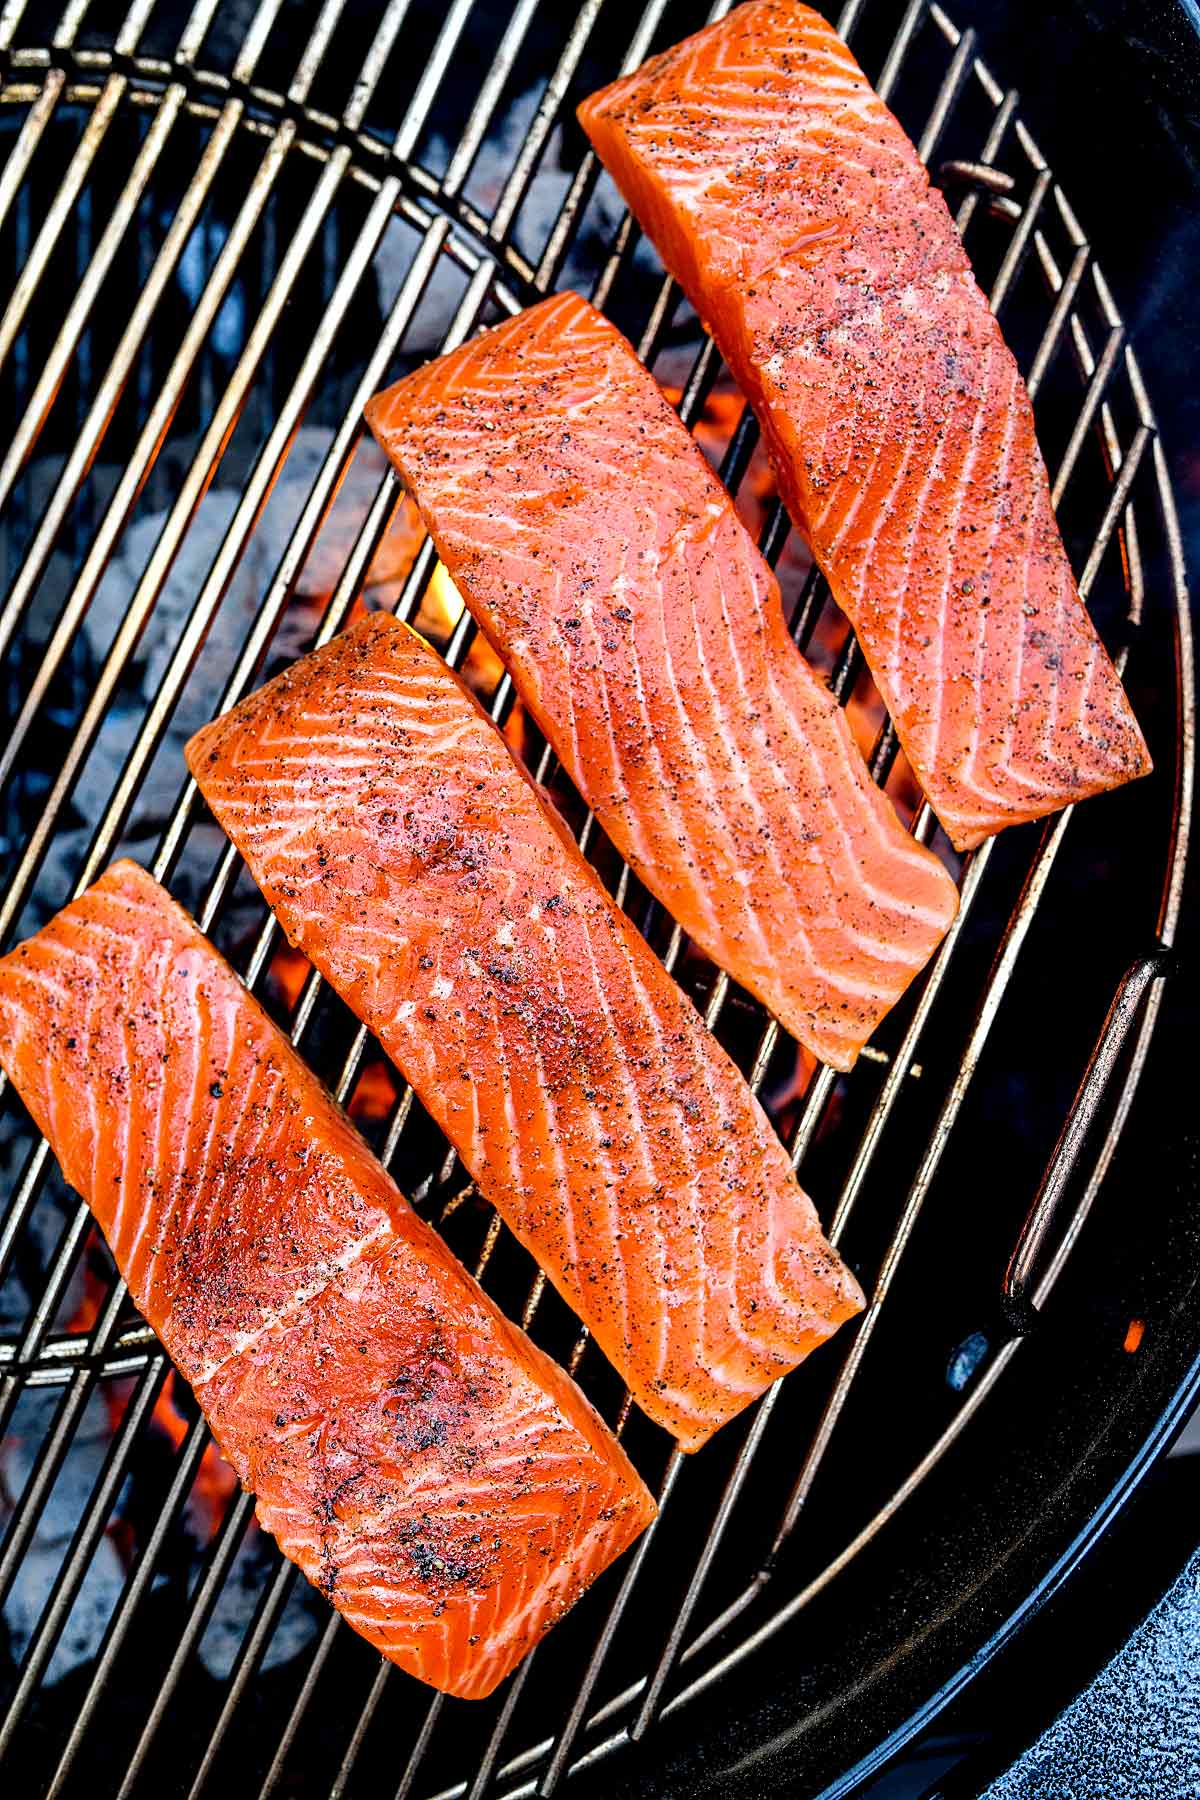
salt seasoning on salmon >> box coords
[579,0,1151,851]
[365,292,958,1071]
[186,614,865,1451]
[0,861,654,1699]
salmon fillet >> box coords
[579,0,1151,851]
[364,292,958,1071]
[186,615,865,1450]
[0,861,653,1699]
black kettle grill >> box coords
[0,1,1196,1795]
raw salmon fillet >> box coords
[579,0,1151,850]
[364,292,957,1071]
[0,861,653,1699]
[186,615,865,1449]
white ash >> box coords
[1,1386,126,1686]
[372,85,662,350]
[84,427,413,693]
[197,1535,319,1681]
[0,1379,318,1688]
[0,1120,91,1337]
[17,426,418,932]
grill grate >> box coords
[0,1,1192,1796]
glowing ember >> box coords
[151,1372,239,1541]
[266,943,310,1013]
[349,1058,398,1124]
[501,695,536,766]
[1124,1318,1146,1354]
[884,749,925,833]
[766,1040,818,1124]
[66,1251,106,1337]
[415,559,468,643]
[65,1247,128,1442]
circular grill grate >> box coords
[0,2,1192,1797]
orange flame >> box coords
[151,1371,239,1540]
[66,1251,129,1445]
[460,629,505,705]
[414,562,509,704]
[67,1254,106,1337]
[63,1249,238,1550]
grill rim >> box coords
[0,0,1195,1794]
[595,1213,1200,1800]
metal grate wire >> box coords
[0,0,1192,1796]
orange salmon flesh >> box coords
[366,290,958,1070]
[187,614,866,1451]
[0,861,654,1699]
[579,0,1151,850]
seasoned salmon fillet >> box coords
[187,615,865,1450]
[579,0,1151,850]
[365,292,957,1070]
[0,861,654,1699]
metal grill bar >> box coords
[0,69,65,230]
[0,0,290,550]
[0,1358,166,1756]
[332,1660,394,1799]
[534,0,672,290]
[44,1400,209,1797]
[0,1320,152,1376]
[1004,949,1171,1322]
[916,24,975,163]
[183,1556,299,1800]
[0,0,167,337]
[459,39,1180,1800]
[536,1452,686,1795]
[755,296,1150,1559]
[0,0,443,1074]
[195,243,488,1040]
[875,0,927,100]
[670,277,1162,1683]
[395,1691,449,1800]
[0,225,482,1800]
[315,1160,589,1799]
[117,1490,259,1799]
[442,0,542,199]
[0,1,1190,1796]
[0,124,350,1340]
[0,9,456,1763]
[408,15,1180,1792]
[185,0,711,1176]
[495,101,1151,1800]
[0,1269,133,1598]
[0,81,306,853]
[657,989,1170,1729]
[662,869,1185,1729]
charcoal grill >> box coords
[0,1,1196,1796]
